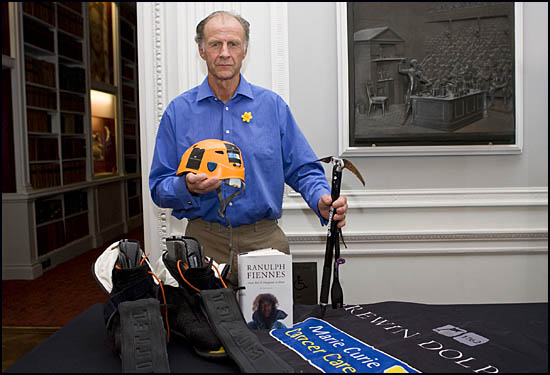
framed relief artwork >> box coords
[337,2,523,156]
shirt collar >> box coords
[196,74,254,102]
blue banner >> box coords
[270,317,419,373]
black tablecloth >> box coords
[6,301,548,373]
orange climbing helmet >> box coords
[176,139,245,184]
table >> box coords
[6,301,547,373]
[411,91,486,131]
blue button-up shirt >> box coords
[149,75,330,227]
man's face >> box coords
[199,15,247,82]
[260,301,273,318]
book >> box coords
[238,248,293,330]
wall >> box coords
[137,2,547,304]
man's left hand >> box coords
[318,194,348,228]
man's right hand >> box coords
[185,173,222,194]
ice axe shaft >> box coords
[319,163,342,317]
[317,157,365,318]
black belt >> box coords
[118,298,170,373]
[200,288,294,373]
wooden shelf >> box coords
[21,2,56,26]
[58,54,83,65]
[57,27,83,40]
[59,109,85,115]
[29,160,60,164]
[28,131,58,137]
[24,43,55,58]
[56,2,83,16]
[25,81,56,90]
[36,218,63,228]
[26,105,57,113]
[59,89,86,96]
[65,210,89,221]
[22,12,55,30]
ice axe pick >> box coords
[316,156,365,318]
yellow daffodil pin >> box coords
[241,112,253,123]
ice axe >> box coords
[316,156,365,318]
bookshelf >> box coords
[126,178,142,220]
[2,2,143,280]
[119,3,143,225]
[119,2,140,177]
[2,1,16,193]
[22,2,88,191]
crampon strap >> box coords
[200,288,294,373]
[118,298,170,373]
[104,276,156,329]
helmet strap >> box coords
[215,182,245,281]
[216,182,245,219]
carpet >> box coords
[2,226,144,327]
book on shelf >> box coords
[23,2,56,26]
[26,85,57,109]
[23,16,54,52]
[119,18,134,44]
[58,2,82,15]
[60,92,84,112]
[28,136,58,161]
[35,196,62,225]
[27,109,52,133]
[58,32,83,62]
[59,65,85,93]
[62,137,86,159]
[57,4,83,38]
[121,64,135,80]
[64,190,88,216]
[25,55,56,88]
[122,84,135,102]
[37,220,65,256]
[65,213,88,243]
[61,113,84,134]
[30,163,61,189]
[128,196,142,217]
[122,104,136,120]
[119,2,137,25]
[120,39,135,61]
[123,121,136,136]
[62,160,86,185]
[238,248,293,330]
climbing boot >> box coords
[155,235,229,359]
[92,239,170,372]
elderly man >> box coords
[149,11,348,285]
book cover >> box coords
[238,248,293,330]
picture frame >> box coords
[337,2,523,156]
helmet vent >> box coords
[185,148,204,170]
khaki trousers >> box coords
[185,218,290,286]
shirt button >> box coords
[187,201,192,205]
[229,202,233,206]
[225,130,230,134]
[225,106,229,111]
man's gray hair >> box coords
[195,10,250,51]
